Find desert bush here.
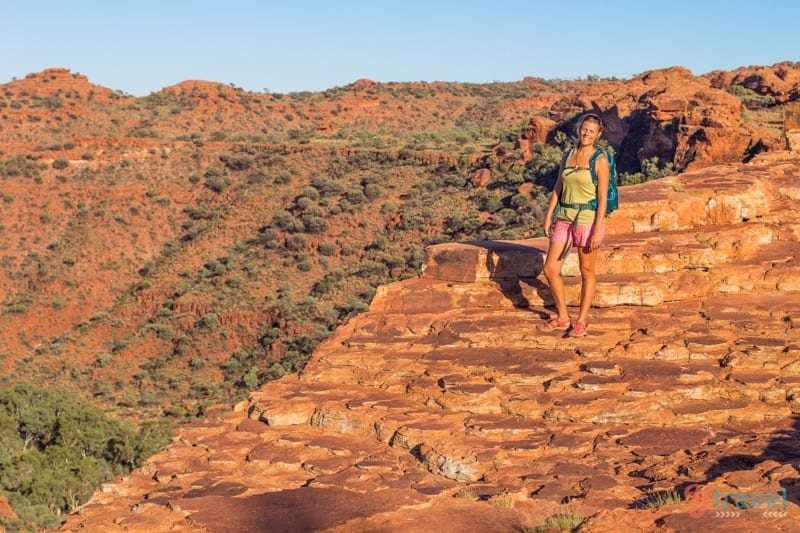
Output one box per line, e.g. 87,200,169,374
727,85,776,108
371,235,389,251
445,211,481,236
363,182,383,200
311,269,345,296
318,242,336,256
271,210,304,233
531,513,584,532
0,155,45,179
203,170,230,193
285,234,307,251
219,153,254,171
197,313,219,329
300,185,320,201
640,489,682,509
526,142,565,189
181,220,208,241
128,124,160,138
641,156,675,179
184,204,213,220
295,196,314,210
255,227,281,248
344,186,367,204
620,156,675,185
274,171,292,184
509,193,531,209
152,324,173,340
359,260,388,277
477,191,504,213
300,214,328,234
338,198,353,213
201,259,227,278
0,381,173,531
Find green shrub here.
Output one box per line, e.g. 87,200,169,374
532,513,583,532
301,214,328,234
274,171,292,184
318,242,336,256
0,382,173,530
271,210,304,233
285,234,307,251
152,324,173,340
344,187,367,204
204,172,230,193
526,142,565,189
311,269,345,296
364,183,382,200
219,153,254,171
726,85,776,108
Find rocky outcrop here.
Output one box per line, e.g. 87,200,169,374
516,64,800,174
706,61,800,104
10,67,119,104
59,149,800,531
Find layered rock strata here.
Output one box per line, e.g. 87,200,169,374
61,151,800,532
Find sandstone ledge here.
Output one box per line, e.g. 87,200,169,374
60,153,800,531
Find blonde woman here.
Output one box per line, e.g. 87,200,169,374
538,113,609,337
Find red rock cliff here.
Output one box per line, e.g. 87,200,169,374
59,145,800,531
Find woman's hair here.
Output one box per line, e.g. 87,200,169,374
575,113,604,136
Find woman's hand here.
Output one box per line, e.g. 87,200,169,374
544,213,553,237
590,221,604,250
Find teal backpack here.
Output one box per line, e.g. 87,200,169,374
560,147,619,216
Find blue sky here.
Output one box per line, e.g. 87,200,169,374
2,1,798,96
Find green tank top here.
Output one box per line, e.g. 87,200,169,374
557,167,596,225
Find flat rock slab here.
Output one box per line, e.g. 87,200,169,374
60,155,800,533
619,428,712,456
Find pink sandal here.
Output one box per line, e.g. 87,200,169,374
568,322,588,337
538,317,571,332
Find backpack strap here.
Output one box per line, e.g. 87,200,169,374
588,148,607,185
559,200,594,210
554,147,573,216
587,148,610,211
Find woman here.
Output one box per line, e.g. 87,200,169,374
538,113,609,337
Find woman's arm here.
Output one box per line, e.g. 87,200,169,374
591,153,610,248
543,173,563,237
543,150,569,237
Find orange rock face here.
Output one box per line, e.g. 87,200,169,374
60,148,800,531
511,64,800,176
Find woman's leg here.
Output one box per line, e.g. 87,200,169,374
542,239,570,321
575,246,598,325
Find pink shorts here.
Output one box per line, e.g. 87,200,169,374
550,219,604,248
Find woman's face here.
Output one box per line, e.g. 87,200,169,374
578,119,602,147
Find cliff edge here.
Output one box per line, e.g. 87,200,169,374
60,148,800,531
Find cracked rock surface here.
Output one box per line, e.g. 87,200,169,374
60,152,800,531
